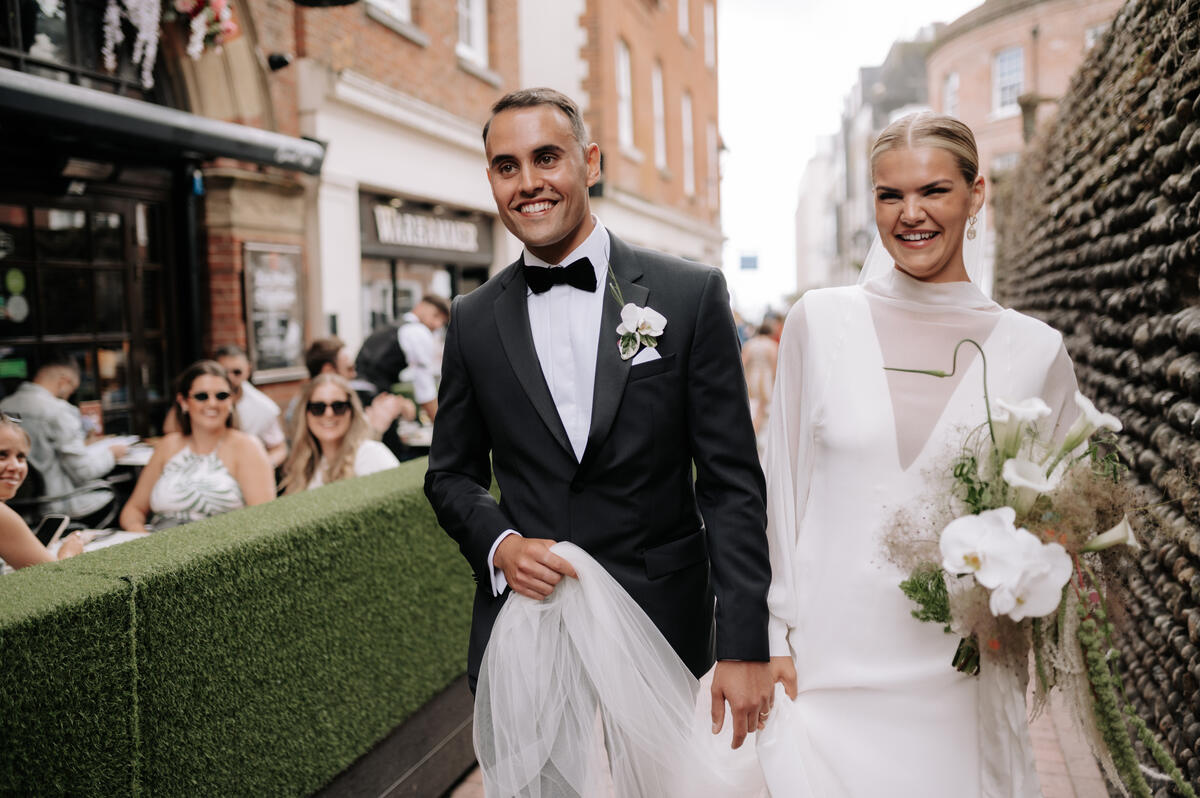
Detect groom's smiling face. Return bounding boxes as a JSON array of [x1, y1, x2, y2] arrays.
[[485, 105, 601, 265]]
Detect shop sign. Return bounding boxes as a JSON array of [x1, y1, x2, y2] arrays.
[[360, 196, 494, 266], [373, 205, 479, 253]]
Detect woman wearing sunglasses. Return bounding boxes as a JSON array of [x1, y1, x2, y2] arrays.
[[279, 374, 399, 494], [120, 360, 276, 531]]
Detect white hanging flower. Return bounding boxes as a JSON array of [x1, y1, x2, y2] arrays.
[[993, 397, 1051, 458], [1002, 457, 1064, 515], [1058, 391, 1123, 454], [986, 534, 1072, 621], [1082, 515, 1140, 553], [939, 507, 1027, 589], [101, 0, 124, 72], [187, 11, 208, 60]]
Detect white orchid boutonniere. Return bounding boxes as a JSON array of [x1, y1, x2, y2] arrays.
[[608, 266, 667, 360]]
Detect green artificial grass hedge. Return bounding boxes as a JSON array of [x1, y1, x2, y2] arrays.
[[0, 459, 475, 796]]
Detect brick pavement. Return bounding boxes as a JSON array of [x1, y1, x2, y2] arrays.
[[449, 688, 1108, 797]]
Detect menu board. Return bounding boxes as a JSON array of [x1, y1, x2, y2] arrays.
[[243, 243, 306, 380]]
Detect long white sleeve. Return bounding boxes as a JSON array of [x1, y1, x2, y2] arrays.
[[761, 301, 814, 658]]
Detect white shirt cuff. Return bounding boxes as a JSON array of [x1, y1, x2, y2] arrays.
[[768, 614, 792, 658], [487, 529, 522, 596]]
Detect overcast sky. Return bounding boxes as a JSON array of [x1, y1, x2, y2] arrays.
[[718, 0, 985, 319]]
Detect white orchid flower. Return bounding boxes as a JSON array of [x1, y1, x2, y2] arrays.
[[1082, 515, 1140, 553], [1002, 457, 1064, 515], [939, 507, 1027, 588], [616, 304, 667, 339], [987, 534, 1072, 621], [993, 397, 1051, 459]]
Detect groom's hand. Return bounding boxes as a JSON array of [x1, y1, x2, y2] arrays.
[[494, 536, 578, 600], [711, 660, 772, 750]]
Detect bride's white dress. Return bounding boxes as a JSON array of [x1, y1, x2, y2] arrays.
[[758, 269, 1079, 797]]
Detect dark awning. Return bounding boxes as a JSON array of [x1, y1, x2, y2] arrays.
[[0, 69, 325, 175]]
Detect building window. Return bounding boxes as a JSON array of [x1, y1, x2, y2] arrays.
[[678, 0, 689, 37], [992, 47, 1023, 115], [616, 39, 635, 151], [652, 62, 667, 171], [943, 71, 959, 118], [707, 120, 718, 208], [992, 152, 1020, 173], [457, 0, 488, 66], [1085, 23, 1108, 50], [703, 1, 715, 68], [681, 91, 695, 196]]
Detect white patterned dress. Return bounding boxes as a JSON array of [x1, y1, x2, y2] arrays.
[[148, 444, 244, 529]]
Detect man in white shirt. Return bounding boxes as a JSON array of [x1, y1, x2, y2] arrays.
[[425, 88, 771, 750], [214, 346, 288, 468], [355, 295, 449, 422], [0, 355, 127, 517]]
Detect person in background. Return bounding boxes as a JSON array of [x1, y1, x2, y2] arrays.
[[0, 354, 128, 519], [214, 345, 288, 469], [279, 374, 399, 494], [0, 414, 86, 569], [286, 337, 412, 436], [741, 320, 779, 444], [355, 295, 450, 423], [120, 361, 275, 531]]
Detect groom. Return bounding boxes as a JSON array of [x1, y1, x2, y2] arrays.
[[424, 88, 772, 748]]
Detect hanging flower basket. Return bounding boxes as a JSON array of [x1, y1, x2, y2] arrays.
[[292, 0, 360, 8], [102, 0, 240, 89]]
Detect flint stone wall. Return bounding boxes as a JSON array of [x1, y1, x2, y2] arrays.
[[996, 0, 1200, 791]]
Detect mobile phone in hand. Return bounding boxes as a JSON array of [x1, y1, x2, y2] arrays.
[[33, 514, 70, 546]]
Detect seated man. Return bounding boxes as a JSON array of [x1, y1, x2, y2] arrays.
[[214, 345, 288, 469], [355, 294, 450, 423], [0, 355, 127, 518]]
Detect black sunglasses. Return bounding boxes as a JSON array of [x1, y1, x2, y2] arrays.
[[307, 400, 352, 417], [191, 391, 232, 402]]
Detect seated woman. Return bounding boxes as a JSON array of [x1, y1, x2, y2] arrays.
[[0, 415, 85, 568], [119, 361, 275, 531], [279, 374, 399, 494]]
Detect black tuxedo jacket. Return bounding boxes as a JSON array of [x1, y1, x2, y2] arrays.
[[424, 232, 769, 689]]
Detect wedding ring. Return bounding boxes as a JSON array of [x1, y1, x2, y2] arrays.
[[758, 711, 770, 719]]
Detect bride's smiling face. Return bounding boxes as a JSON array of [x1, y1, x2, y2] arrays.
[[872, 146, 985, 283]]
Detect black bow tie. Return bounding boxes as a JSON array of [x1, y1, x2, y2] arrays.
[[523, 257, 597, 295]]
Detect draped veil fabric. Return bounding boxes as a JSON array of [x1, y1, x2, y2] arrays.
[[474, 542, 766, 798]]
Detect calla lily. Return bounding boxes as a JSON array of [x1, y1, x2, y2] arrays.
[[993, 397, 1051, 459], [987, 535, 1072, 621], [1082, 515, 1140, 553], [939, 507, 1029, 588], [1059, 391, 1123, 453], [1002, 457, 1064, 515]]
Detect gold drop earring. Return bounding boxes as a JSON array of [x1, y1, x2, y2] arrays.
[[966, 215, 978, 241]]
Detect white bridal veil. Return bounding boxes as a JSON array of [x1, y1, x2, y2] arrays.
[[858, 204, 991, 295], [474, 542, 767, 798]]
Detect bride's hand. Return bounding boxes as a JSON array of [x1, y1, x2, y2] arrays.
[[769, 655, 798, 700]]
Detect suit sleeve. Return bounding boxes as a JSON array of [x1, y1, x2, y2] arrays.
[[686, 268, 771, 662], [424, 297, 515, 586]]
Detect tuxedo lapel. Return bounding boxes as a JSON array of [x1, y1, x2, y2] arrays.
[[493, 261, 576, 460], [579, 237, 649, 473]]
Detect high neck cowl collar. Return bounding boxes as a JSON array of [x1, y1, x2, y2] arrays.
[[862, 267, 1001, 313]]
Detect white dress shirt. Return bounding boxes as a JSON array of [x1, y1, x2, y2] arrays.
[[487, 219, 611, 595], [237, 381, 286, 449], [397, 312, 439, 405]]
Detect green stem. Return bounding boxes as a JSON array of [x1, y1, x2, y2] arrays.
[[885, 338, 995, 446], [1126, 707, 1199, 798], [607, 264, 624, 307]]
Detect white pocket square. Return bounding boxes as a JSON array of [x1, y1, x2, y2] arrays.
[[630, 347, 662, 366]]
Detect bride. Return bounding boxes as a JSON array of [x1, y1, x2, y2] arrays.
[[758, 112, 1079, 797]]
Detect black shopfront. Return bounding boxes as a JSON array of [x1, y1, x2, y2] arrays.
[[0, 58, 322, 433]]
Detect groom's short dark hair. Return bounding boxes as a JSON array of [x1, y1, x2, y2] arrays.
[[482, 88, 589, 153]]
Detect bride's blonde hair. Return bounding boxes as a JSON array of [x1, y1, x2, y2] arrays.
[[870, 111, 980, 186], [280, 374, 372, 495]]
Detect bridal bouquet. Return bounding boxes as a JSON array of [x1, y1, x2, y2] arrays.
[[888, 339, 1196, 798]]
